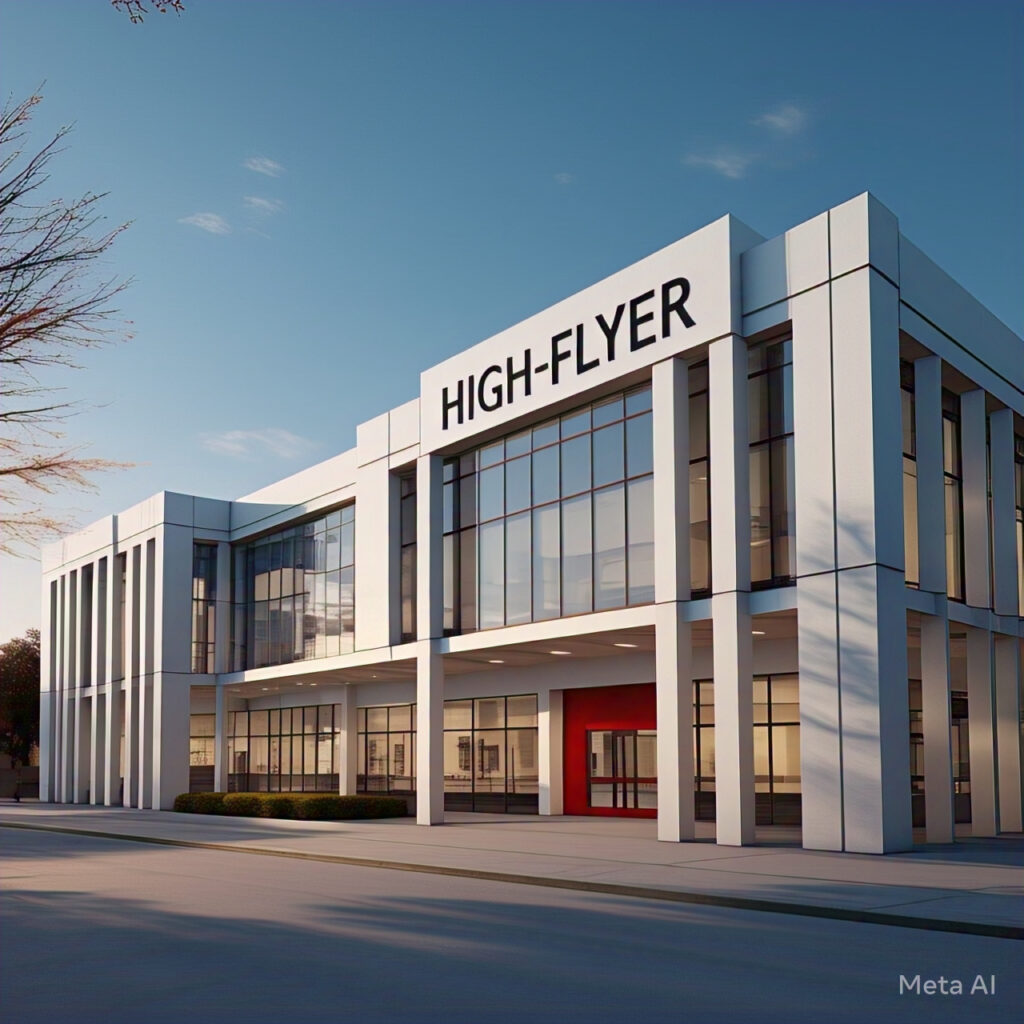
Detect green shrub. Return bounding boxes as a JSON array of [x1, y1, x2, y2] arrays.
[[221, 794, 263, 817], [173, 791, 409, 820], [173, 792, 227, 814]]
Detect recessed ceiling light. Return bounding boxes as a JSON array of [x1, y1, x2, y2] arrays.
[[310, 683, 317, 687], [489, 659, 505, 664], [296, 682, 304, 686], [261, 687, 269, 691], [614, 642, 638, 648], [752, 630, 766, 636], [550, 650, 571, 656]]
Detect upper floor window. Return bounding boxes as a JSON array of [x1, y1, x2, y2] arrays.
[[441, 385, 654, 634], [748, 337, 795, 587], [191, 543, 217, 673], [942, 391, 965, 601], [232, 506, 355, 670], [689, 361, 711, 596], [399, 473, 417, 642], [900, 361, 919, 588]]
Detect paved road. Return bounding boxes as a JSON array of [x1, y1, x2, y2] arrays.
[[1, 828, 1020, 1024]]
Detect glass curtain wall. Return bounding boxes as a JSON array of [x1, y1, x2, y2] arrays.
[[443, 695, 539, 812], [900, 362, 919, 587], [689, 362, 711, 595], [441, 387, 654, 634], [399, 475, 417, 641], [191, 543, 217, 672], [188, 713, 216, 794], [748, 338, 796, 587], [942, 392, 965, 601], [358, 704, 416, 793], [232, 506, 355, 670], [694, 675, 800, 825], [228, 705, 342, 792]]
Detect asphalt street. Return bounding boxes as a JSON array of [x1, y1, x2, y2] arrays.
[[1, 827, 1020, 1024]]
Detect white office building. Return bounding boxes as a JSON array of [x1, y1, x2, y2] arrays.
[[39, 193, 1024, 854]]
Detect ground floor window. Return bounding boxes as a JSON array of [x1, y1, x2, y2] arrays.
[[188, 713, 215, 793], [227, 704, 342, 792], [908, 681, 971, 827], [357, 704, 416, 793], [355, 695, 540, 813], [443, 695, 539, 813]]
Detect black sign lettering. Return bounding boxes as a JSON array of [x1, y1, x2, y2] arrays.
[[629, 290, 657, 351], [596, 303, 625, 362], [550, 328, 573, 385]]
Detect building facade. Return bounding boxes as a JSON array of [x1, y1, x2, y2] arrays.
[[38, 193, 1024, 854]]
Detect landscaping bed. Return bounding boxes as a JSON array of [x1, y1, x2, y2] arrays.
[[173, 792, 408, 820]]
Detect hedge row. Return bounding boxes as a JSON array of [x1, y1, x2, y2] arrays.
[[172, 792, 409, 820]]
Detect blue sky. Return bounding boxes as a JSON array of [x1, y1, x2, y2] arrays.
[[1, 0, 1022, 638]]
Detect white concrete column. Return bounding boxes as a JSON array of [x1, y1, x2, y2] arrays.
[[960, 391, 991, 609], [73, 569, 91, 803], [214, 542, 232, 674], [354, 455, 394, 652], [836, 567, 912, 853], [994, 636, 1022, 832], [920, 611, 954, 843], [415, 641, 444, 825], [338, 692, 358, 796], [712, 592, 754, 845], [792, 284, 843, 851], [104, 554, 123, 806], [64, 571, 78, 802], [123, 546, 140, 808], [652, 356, 694, 842], [89, 561, 105, 804], [136, 538, 156, 808], [151, 674, 191, 810], [914, 356, 947, 596], [989, 409, 1019, 617], [55, 574, 67, 803], [416, 454, 444, 641], [965, 628, 997, 836], [708, 333, 753, 847], [213, 684, 229, 792], [797, 575, 843, 850], [656, 603, 695, 841], [537, 688, 563, 815]]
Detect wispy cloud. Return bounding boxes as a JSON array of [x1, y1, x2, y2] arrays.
[[554, 172, 575, 185], [752, 103, 807, 136], [200, 428, 316, 460], [178, 212, 231, 235], [244, 195, 284, 215], [683, 151, 755, 180], [243, 156, 284, 177]]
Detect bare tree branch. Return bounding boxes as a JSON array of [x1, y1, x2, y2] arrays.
[[111, 1, 185, 24], [0, 93, 132, 556]]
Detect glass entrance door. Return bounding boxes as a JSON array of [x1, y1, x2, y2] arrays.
[[587, 730, 657, 809]]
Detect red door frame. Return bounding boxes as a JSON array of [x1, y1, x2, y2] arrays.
[[563, 683, 656, 817]]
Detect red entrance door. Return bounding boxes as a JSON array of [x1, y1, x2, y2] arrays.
[[563, 683, 656, 817]]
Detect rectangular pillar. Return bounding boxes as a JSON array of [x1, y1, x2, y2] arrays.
[[708, 334, 753, 847], [920, 611, 954, 843], [415, 641, 444, 825], [104, 554, 123, 805], [537, 689, 563, 815], [965, 628, 997, 836], [994, 636, 1022, 832], [837, 566, 912, 853], [89, 561, 105, 804], [151, 674, 191, 810], [656, 603, 695, 841], [338, 693, 358, 796], [213, 684, 229, 793], [136, 538, 156, 808], [796, 574, 843, 850], [123, 546, 140, 808], [74, 696, 91, 804], [960, 390, 991, 608]]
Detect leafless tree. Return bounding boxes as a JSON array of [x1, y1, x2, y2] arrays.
[[111, 0, 185, 23], [0, 93, 132, 556]]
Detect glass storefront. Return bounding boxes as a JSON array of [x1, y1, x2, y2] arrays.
[[587, 729, 657, 809], [228, 704, 343, 792], [908, 680, 972, 827]]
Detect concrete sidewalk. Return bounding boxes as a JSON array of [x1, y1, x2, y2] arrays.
[[1, 802, 1021, 938]]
